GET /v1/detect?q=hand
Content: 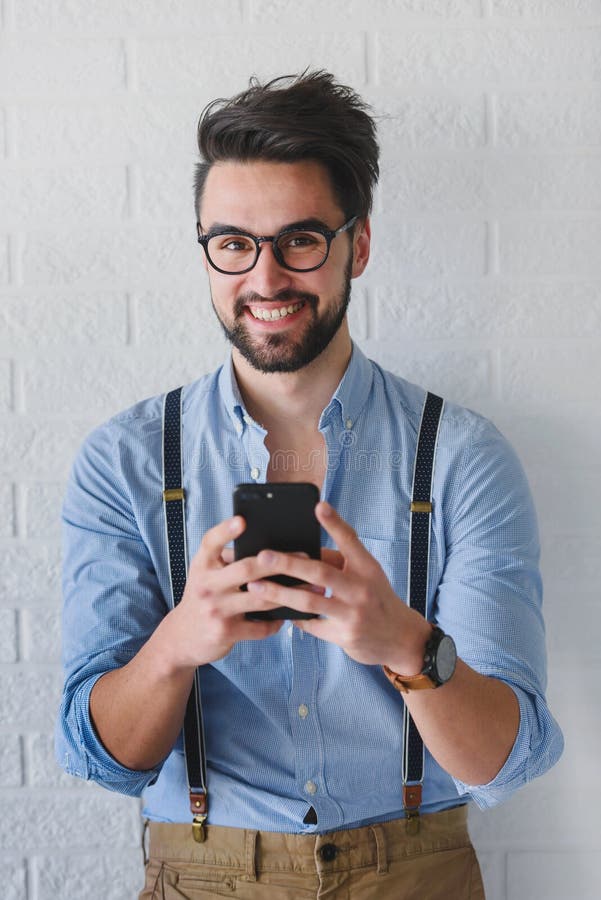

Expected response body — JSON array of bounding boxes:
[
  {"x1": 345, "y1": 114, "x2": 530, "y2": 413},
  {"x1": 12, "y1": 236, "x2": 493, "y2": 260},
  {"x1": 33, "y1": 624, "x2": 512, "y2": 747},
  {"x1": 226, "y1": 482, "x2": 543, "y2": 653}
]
[
  {"x1": 246, "y1": 501, "x2": 431, "y2": 672},
  {"x1": 157, "y1": 515, "x2": 287, "y2": 673}
]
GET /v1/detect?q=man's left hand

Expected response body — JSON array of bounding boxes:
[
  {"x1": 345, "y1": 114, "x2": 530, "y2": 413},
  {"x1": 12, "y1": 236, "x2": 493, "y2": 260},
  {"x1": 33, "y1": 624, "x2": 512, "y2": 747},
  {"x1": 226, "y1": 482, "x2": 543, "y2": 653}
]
[{"x1": 246, "y1": 500, "x2": 431, "y2": 673}]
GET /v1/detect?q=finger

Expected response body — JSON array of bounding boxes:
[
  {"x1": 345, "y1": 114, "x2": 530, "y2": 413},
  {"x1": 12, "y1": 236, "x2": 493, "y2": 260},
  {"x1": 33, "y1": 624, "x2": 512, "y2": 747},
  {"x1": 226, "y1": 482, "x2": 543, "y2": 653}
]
[
  {"x1": 246, "y1": 579, "x2": 345, "y2": 618},
  {"x1": 193, "y1": 516, "x2": 246, "y2": 570},
  {"x1": 315, "y1": 502, "x2": 370, "y2": 559},
  {"x1": 250, "y1": 550, "x2": 346, "y2": 599},
  {"x1": 205, "y1": 548, "x2": 311, "y2": 595},
  {"x1": 217, "y1": 548, "x2": 307, "y2": 580}
]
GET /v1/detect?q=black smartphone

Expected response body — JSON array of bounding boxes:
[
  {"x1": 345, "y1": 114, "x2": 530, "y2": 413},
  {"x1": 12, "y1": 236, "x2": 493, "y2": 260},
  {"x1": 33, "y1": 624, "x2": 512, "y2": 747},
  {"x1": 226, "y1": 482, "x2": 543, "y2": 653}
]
[{"x1": 233, "y1": 482, "x2": 321, "y2": 620}]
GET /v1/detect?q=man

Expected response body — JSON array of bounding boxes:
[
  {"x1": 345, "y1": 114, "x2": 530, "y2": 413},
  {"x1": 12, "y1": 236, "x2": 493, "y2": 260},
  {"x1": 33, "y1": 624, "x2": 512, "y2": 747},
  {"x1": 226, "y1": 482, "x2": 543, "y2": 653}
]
[{"x1": 57, "y1": 71, "x2": 563, "y2": 899}]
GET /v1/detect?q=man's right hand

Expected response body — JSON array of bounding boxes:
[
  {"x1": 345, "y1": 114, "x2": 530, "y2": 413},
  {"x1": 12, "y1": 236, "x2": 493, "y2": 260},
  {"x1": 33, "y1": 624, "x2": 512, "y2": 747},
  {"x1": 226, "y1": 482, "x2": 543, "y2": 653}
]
[
  {"x1": 89, "y1": 514, "x2": 282, "y2": 771},
  {"x1": 154, "y1": 515, "x2": 283, "y2": 674}
]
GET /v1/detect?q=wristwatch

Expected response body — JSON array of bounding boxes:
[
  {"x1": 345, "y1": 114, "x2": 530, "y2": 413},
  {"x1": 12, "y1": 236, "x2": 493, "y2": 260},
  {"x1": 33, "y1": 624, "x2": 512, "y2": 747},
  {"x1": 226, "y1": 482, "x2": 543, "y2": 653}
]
[{"x1": 383, "y1": 625, "x2": 457, "y2": 693}]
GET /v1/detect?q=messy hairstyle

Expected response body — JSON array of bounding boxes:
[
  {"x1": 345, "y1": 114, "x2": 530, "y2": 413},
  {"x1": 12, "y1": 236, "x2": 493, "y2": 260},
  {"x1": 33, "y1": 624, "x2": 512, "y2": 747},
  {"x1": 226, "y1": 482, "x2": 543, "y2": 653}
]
[{"x1": 194, "y1": 70, "x2": 379, "y2": 223}]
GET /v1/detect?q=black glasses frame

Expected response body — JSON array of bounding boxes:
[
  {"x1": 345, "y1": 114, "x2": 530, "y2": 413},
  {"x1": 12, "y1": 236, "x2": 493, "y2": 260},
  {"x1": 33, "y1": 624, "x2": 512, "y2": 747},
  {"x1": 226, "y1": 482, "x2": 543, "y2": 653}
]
[{"x1": 196, "y1": 215, "x2": 358, "y2": 275}]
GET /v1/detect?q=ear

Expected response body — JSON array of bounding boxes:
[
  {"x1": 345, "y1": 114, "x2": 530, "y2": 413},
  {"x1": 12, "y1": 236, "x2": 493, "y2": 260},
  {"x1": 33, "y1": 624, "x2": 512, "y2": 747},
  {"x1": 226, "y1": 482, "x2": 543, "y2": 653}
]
[{"x1": 351, "y1": 217, "x2": 371, "y2": 279}]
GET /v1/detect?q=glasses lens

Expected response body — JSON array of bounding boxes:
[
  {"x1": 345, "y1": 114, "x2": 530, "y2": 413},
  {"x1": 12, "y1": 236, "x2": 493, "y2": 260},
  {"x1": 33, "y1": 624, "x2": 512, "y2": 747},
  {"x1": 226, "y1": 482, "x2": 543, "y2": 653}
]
[
  {"x1": 207, "y1": 234, "x2": 257, "y2": 273},
  {"x1": 276, "y1": 231, "x2": 329, "y2": 271}
]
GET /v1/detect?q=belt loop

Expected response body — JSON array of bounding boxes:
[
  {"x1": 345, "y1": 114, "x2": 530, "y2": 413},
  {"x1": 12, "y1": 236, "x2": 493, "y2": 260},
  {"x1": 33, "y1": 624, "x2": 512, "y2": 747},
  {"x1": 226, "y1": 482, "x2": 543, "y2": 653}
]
[
  {"x1": 369, "y1": 824, "x2": 389, "y2": 875},
  {"x1": 243, "y1": 830, "x2": 258, "y2": 882}
]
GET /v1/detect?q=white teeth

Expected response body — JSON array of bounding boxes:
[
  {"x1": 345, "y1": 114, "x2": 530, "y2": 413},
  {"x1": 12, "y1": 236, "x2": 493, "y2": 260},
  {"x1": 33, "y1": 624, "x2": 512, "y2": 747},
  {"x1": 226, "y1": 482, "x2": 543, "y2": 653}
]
[{"x1": 249, "y1": 301, "x2": 304, "y2": 320}]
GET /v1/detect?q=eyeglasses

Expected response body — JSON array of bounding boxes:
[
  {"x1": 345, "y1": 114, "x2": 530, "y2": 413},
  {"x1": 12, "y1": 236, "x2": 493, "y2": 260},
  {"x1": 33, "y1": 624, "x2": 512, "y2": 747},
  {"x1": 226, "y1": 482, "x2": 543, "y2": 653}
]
[{"x1": 197, "y1": 215, "x2": 358, "y2": 275}]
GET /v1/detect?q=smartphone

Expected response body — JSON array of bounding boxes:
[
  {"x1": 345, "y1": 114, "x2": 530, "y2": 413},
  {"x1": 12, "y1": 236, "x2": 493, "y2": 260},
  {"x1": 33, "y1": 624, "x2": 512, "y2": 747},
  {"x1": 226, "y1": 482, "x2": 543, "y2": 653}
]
[{"x1": 233, "y1": 482, "x2": 321, "y2": 620}]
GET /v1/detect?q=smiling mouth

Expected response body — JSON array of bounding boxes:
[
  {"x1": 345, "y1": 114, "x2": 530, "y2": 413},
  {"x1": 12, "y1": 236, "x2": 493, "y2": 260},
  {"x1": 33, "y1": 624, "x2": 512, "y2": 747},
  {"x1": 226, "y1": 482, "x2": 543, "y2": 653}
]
[{"x1": 247, "y1": 301, "x2": 306, "y2": 321}]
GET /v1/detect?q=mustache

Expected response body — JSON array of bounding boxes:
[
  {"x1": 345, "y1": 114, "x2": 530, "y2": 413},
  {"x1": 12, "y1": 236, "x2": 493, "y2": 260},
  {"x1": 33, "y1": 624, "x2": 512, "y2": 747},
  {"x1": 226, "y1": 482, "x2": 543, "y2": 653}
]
[{"x1": 234, "y1": 289, "x2": 318, "y2": 317}]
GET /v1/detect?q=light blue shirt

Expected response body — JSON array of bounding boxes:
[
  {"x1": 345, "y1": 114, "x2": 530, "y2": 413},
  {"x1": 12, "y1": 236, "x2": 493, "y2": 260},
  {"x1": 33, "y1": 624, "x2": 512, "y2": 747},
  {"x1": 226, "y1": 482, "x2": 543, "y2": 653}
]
[{"x1": 56, "y1": 342, "x2": 563, "y2": 832}]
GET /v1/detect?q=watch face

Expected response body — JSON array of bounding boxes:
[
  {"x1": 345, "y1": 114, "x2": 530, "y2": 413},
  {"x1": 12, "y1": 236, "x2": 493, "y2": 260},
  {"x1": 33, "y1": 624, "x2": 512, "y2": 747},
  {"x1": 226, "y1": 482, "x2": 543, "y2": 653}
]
[{"x1": 436, "y1": 635, "x2": 457, "y2": 683}]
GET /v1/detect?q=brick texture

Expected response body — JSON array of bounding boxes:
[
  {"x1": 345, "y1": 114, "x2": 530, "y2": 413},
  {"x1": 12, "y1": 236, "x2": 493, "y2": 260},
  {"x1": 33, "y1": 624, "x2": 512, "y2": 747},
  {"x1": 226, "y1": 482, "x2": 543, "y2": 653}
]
[
  {"x1": 136, "y1": 34, "x2": 367, "y2": 95},
  {"x1": 4, "y1": 863, "x2": 27, "y2": 900},
  {"x1": 35, "y1": 852, "x2": 144, "y2": 900},
  {"x1": 375, "y1": 92, "x2": 487, "y2": 151},
  {"x1": 0, "y1": 734, "x2": 23, "y2": 787},
  {"x1": 15, "y1": 0, "x2": 242, "y2": 31},
  {"x1": 492, "y1": 0, "x2": 601, "y2": 17},
  {"x1": 1, "y1": 4, "x2": 596, "y2": 898},
  {"x1": 0, "y1": 37, "x2": 127, "y2": 96}
]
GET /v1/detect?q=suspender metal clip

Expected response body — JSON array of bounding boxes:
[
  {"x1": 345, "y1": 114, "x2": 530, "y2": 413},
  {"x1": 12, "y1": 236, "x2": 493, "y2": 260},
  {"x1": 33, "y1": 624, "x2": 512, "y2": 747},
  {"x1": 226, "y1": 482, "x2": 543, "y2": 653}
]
[
  {"x1": 405, "y1": 809, "x2": 420, "y2": 836},
  {"x1": 192, "y1": 813, "x2": 207, "y2": 843}
]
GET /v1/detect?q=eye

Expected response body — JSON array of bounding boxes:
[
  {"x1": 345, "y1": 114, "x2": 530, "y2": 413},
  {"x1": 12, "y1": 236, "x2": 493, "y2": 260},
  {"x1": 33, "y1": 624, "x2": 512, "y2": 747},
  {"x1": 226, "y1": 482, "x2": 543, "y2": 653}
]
[
  {"x1": 279, "y1": 231, "x2": 319, "y2": 249},
  {"x1": 212, "y1": 235, "x2": 255, "y2": 252}
]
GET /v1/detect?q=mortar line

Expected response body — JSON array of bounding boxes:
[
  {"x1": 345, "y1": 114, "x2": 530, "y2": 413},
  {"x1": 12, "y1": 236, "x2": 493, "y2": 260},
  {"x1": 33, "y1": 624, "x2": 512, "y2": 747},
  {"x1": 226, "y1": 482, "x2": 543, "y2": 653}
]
[
  {"x1": 124, "y1": 37, "x2": 138, "y2": 93},
  {"x1": 3, "y1": 0, "x2": 16, "y2": 30},
  {"x1": 127, "y1": 292, "x2": 138, "y2": 346},
  {"x1": 11, "y1": 356, "x2": 26, "y2": 414}
]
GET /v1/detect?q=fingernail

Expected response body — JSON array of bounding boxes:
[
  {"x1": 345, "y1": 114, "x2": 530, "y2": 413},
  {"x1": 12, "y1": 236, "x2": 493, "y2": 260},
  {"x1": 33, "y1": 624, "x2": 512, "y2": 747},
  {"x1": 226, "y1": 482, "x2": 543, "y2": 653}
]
[
  {"x1": 229, "y1": 516, "x2": 242, "y2": 533},
  {"x1": 320, "y1": 502, "x2": 333, "y2": 517}
]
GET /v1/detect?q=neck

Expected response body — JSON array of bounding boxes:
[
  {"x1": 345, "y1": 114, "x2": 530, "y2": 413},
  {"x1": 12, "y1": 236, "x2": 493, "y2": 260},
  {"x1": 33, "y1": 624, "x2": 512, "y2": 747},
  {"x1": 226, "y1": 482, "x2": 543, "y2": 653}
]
[{"x1": 232, "y1": 325, "x2": 352, "y2": 436}]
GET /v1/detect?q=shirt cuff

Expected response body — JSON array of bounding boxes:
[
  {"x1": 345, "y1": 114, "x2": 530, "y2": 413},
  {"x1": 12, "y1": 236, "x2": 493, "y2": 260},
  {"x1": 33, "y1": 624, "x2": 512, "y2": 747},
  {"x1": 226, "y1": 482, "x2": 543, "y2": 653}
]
[
  {"x1": 74, "y1": 673, "x2": 161, "y2": 796},
  {"x1": 451, "y1": 680, "x2": 562, "y2": 810}
]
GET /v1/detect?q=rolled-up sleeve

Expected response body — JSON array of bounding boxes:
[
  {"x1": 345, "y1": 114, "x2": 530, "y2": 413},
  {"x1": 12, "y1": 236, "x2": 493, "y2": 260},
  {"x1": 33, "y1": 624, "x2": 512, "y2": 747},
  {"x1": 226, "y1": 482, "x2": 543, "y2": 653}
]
[
  {"x1": 434, "y1": 417, "x2": 564, "y2": 808},
  {"x1": 55, "y1": 419, "x2": 166, "y2": 795}
]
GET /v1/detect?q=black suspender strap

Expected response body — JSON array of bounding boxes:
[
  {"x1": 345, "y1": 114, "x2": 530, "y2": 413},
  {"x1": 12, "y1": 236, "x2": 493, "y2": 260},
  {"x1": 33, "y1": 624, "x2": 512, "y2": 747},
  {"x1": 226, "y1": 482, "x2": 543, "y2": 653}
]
[
  {"x1": 402, "y1": 390, "x2": 444, "y2": 833},
  {"x1": 162, "y1": 386, "x2": 209, "y2": 843}
]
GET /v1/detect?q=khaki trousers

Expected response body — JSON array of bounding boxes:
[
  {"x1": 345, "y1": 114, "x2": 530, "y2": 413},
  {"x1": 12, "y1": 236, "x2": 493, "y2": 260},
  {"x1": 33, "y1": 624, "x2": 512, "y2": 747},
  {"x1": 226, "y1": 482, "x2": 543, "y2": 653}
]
[{"x1": 139, "y1": 805, "x2": 485, "y2": 900}]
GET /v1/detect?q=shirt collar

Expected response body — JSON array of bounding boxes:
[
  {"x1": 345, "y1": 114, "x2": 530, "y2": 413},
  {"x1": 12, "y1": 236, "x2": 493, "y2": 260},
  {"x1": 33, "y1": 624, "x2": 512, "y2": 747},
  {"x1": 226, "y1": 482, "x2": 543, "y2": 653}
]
[
  {"x1": 217, "y1": 340, "x2": 374, "y2": 433},
  {"x1": 217, "y1": 355, "x2": 253, "y2": 432},
  {"x1": 318, "y1": 341, "x2": 373, "y2": 431}
]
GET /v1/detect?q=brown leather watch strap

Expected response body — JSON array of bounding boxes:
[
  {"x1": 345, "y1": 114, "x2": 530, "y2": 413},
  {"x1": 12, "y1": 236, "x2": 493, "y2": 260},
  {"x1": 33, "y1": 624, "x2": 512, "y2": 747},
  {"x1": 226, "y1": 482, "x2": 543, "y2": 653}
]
[{"x1": 382, "y1": 665, "x2": 437, "y2": 693}]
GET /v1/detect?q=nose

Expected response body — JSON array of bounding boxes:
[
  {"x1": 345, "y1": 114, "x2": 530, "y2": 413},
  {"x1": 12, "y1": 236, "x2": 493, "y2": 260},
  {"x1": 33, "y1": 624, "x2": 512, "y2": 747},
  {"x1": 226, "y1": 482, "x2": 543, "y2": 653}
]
[{"x1": 244, "y1": 240, "x2": 292, "y2": 297}]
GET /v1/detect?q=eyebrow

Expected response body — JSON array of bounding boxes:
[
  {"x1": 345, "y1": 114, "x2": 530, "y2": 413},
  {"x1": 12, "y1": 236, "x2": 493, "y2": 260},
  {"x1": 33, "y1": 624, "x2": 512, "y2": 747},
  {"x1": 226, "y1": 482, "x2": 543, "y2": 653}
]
[{"x1": 201, "y1": 217, "x2": 332, "y2": 237}]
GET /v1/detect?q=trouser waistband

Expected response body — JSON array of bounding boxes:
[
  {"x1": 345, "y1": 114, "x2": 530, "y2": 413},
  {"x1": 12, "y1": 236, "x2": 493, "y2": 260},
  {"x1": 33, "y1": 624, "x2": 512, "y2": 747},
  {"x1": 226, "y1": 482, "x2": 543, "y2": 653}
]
[{"x1": 147, "y1": 806, "x2": 470, "y2": 877}]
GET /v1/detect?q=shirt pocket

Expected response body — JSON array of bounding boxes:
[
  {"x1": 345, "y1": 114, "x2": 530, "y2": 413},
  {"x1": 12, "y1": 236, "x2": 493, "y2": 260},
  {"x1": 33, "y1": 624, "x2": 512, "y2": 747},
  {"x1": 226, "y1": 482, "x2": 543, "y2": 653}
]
[{"x1": 357, "y1": 534, "x2": 410, "y2": 602}]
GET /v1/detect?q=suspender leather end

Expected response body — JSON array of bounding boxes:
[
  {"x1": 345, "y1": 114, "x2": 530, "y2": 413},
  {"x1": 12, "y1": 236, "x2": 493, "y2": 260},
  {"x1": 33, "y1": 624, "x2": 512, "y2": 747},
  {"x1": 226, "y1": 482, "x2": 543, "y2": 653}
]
[
  {"x1": 403, "y1": 784, "x2": 422, "y2": 811},
  {"x1": 403, "y1": 784, "x2": 422, "y2": 835},
  {"x1": 163, "y1": 488, "x2": 185, "y2": 502},
  {"x1": 190, "y1": 791, "x2": 207, "y2": 815}
]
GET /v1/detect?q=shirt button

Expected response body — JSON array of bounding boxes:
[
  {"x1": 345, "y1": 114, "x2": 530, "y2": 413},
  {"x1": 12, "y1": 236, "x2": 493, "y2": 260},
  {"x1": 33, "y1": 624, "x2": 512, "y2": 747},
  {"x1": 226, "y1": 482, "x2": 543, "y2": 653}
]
[
  {"x1": 243, "y1": 414, "x2": 252, "y2": 424},
  {"x1": 305, "y1": 780, "x2": 317, "y2": 795},
  {"x1": 250, "y1": 467, "x2": 260, "y2": 480},
  {"x1": 287, "y1": 625, "x2": 294, "y2": 638},
  {"x1": 235, "y1": 422, "x2": 243, "y2": 435},
  {"x1": 345, "y1": 418, "x2": 353, "y2": 429},
  {"x1": 298, "y1": 704, "x2": 309, "y2": 719}
]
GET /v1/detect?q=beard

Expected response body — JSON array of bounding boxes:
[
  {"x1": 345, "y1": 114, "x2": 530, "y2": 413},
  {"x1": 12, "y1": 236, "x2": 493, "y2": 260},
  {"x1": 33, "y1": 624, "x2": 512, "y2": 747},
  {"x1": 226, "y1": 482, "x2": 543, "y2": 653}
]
[{"x1": 210, "y1": 256, "x2": 353, "y2": 374}]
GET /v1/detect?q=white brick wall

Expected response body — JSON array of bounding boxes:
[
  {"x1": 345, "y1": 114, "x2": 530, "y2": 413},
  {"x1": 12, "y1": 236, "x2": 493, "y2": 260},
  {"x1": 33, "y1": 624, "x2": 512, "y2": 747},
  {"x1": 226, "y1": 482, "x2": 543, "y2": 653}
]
[{"x1": 1, "y1": 2, "x2": 598, "y2": 897}]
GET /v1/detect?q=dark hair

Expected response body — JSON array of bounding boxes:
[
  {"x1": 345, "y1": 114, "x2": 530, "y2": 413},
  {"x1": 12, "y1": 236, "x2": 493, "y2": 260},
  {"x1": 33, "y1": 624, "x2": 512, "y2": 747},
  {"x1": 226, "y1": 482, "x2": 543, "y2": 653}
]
[{"x1": 194, "y1": 70, "x2": 379, "y2": 223}]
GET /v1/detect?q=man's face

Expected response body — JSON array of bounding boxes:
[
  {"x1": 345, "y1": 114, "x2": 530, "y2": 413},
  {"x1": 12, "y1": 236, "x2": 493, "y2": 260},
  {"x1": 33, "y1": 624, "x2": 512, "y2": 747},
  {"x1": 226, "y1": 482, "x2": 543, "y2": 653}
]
[{"x1": 198, "y1": 159, "x2": 369, "y2": 373}]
